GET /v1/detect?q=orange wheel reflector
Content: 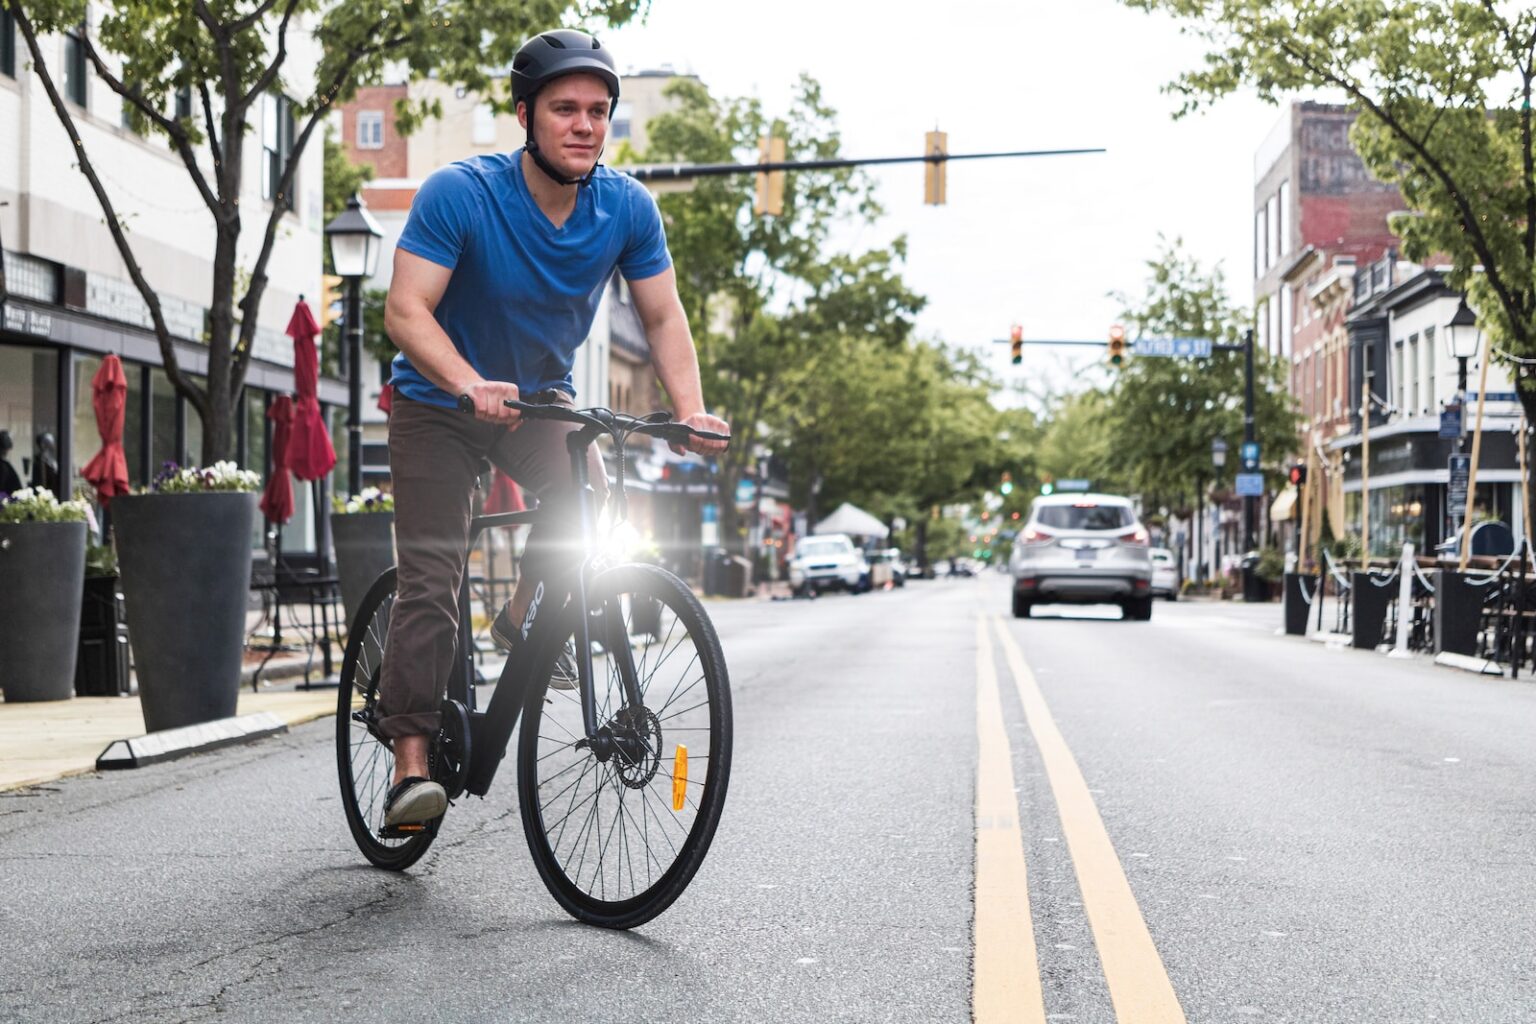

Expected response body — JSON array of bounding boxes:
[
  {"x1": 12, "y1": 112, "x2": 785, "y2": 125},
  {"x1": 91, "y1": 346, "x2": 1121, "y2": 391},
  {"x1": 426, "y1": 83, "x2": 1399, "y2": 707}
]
[{"x1": 672, "y1": 744, "x2": 688, "y2": 812}]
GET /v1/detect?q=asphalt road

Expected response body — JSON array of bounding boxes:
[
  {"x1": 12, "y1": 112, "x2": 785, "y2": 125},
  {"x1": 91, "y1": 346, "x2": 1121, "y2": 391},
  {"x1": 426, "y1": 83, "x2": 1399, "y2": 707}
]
[{"x1": 2, "y1": 574, "x2": 1534, "y2": 1022}]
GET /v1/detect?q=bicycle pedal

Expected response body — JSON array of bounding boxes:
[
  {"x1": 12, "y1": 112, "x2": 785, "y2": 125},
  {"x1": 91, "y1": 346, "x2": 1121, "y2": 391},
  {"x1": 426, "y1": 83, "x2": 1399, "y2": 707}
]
[{"x1": 378, "y1": 822, "x2": 429, "y2": 839}]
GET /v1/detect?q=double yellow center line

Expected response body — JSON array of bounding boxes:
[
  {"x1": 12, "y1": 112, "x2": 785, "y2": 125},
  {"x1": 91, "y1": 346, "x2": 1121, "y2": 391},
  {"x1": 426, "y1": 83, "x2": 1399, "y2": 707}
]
[{"x1": 974, "y1": 615, "x2": 1186, "y2": 1023}]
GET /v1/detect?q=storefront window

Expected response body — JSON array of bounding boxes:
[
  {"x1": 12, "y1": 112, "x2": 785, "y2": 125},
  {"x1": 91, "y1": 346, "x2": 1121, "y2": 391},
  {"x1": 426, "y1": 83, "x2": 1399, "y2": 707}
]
[
  {"x1": 123, "y1": 364, "x2": 144, "y2": 487},
  {"x1": 151, "y1": 369, "x2": 177, "y2": 473},
  {"x1": 0, "y1": 345, "x2": 61, "y2": 494}
]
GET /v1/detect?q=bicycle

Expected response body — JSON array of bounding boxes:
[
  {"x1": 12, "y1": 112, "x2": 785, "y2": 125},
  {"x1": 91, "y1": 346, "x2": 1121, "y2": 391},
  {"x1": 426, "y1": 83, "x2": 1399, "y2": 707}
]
[{"x1": 335, "y1": 398, "x2": 733, "y2": 929}]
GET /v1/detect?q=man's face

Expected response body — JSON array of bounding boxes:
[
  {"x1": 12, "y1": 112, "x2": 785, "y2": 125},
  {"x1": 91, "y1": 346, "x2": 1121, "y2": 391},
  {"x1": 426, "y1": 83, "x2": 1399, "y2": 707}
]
[{"x1": 520, "y1": 73, "x2": 611, "y2": 179}]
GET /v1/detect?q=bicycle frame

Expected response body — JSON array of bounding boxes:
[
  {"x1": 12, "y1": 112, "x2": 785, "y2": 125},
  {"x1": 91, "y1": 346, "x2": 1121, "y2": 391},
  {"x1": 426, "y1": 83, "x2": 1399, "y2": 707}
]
[{"x1": 458, "y1": 423, "x2": 649, "y2": 798}]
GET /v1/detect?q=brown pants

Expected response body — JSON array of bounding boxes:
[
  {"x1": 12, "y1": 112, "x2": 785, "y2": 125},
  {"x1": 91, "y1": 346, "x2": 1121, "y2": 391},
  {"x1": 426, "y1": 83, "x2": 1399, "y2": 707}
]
[{"x1": 377, "y1": 394, "x2": 606, "y2": 738}]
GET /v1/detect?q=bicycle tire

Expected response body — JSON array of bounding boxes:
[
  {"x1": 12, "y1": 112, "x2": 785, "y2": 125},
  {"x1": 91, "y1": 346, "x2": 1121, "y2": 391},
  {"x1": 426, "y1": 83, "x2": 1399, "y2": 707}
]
[
  {"x1": 517, "y1": 563, "x2": 732, "y2": 929},
  {"x1": 335, "y1": 568, "x2": 440, "y2": 870}
]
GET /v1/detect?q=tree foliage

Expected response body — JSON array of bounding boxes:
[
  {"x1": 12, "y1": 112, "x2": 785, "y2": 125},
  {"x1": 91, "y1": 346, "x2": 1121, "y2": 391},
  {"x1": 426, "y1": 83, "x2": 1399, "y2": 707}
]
[
  {"x1": 2, "y1": 0, "x2": 644, "y2": 463},
  {"x1": 1121, "y1": 0, "x2": 1536, "y2": 414}
]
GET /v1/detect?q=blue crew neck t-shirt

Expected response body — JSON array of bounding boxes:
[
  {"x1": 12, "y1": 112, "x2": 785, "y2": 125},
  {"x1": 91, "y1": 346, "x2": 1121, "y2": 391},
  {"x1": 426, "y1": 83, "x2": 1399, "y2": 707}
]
[{"x1": 390, "y1": 150, "x2": 672, "y2": 407}]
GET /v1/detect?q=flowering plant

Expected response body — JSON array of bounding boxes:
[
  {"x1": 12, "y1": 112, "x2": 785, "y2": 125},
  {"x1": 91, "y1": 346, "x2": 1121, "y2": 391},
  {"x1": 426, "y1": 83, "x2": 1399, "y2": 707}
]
[
  {"x1": 149, "y1": 460, "x2": 260, "y2": 494},
  {"x1": 332, "y1": 487, "x2": 394, "y2": 514},
  {"x1": 0, "y1": 487, "x2": 90, "y2": 524}
]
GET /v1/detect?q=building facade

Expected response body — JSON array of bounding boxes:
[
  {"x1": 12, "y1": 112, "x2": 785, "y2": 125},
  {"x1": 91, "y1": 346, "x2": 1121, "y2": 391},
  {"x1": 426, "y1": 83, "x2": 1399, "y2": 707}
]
[{"x1": 0, "y1": 11, "x2": 337, "y2": 552}]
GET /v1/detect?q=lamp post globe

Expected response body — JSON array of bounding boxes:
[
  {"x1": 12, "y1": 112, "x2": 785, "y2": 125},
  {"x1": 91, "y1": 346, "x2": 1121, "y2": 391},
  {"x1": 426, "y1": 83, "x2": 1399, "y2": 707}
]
[
  {"x1": 1445, "y1": 297, "x2": 1480, "y2": 395},
  {"x1": 323, "y1": 194, "x2": 384, "y2": 497}
]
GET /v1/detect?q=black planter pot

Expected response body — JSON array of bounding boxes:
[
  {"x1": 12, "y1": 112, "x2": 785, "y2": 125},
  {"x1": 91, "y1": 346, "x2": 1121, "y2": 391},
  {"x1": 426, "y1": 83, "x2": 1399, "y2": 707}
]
[
  {"x1": 330, "y1": 512, "x2": 395, "y2": 632},
  {"x1": 0, "y1": 520, "x2": 87, "y2": 702},
  {"x1": 114, "y1": 492, "x2": 257, "y2": 732}
]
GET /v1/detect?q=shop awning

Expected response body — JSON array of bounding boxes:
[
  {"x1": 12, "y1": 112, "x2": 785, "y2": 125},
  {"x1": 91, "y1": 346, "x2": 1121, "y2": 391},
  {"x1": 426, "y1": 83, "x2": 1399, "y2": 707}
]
[{"x1": 1270, "y1": 486, "x2": 1298, "y2": 522}]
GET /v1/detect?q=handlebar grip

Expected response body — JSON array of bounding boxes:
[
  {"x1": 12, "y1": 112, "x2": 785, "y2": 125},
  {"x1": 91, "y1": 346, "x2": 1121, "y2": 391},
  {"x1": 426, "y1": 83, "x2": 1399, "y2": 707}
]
[
  {"x1": 456, "y1": 394, "x2": 475, "y2": 414},
  {"x1": 691, "y1": 429, "x2": 730, "y2": 443}
]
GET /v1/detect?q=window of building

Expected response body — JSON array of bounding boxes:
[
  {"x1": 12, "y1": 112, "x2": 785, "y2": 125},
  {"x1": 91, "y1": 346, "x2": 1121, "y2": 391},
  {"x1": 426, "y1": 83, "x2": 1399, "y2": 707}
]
[
  {"x1": 1279, "y1": 284, "x2": 1292, "y2": 359},
  {"x1": 1266, "y1": 193, "x2": 1280, "y2": 270},
  {"x1": 1406, "y1": 333, "x2": 1420, "y2": 415},
  {"x1": 1277, "y1": 180, "x2": 1291, "y2": 259},
  {"x1": 357, "y1": 109, "x2": 384, "y2": 150},
  {"x1": 611, "y1": 101, "x2": 633, "y2": 141},
  {"x1": 472, "y1": 103, "x2": 496, "y2": 145},
  {"x1": 1256, "y1": 298, "x2": 1269, "y2": 353},
  {"x1": 1, "y1": 9, "x2": 17, "y2": 79},
  {"x1": 1393, "y1": 339, "x2": 1406, "y2": 415},
  {"x1": 1254, "y1": 209, "x2": 1266, "y2": 276},
  {"x1": 262, "y1": 93, "x2": 296, "y2": 208},
  {"x1": 1422, "y1": 326, "x2": 1437, "y2": 410},
  {"x1": 63, "y1": 28, "x2": 87, "y2": 106}
]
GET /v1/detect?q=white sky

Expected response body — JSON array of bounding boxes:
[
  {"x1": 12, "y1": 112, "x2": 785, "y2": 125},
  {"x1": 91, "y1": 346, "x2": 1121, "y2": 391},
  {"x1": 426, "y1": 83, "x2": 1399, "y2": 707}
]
[{"x1": 603, "y1": 0, "x2": 1285, "y2": 398}]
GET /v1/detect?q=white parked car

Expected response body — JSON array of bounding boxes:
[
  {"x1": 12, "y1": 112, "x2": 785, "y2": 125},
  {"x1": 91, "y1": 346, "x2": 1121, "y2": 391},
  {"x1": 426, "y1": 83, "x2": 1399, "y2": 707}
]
[
  {"x1": 1149, "y1": 547, "x2": 1180, "y2": 601},
  {"x1": 788, "y1": 534, "x2": 870, "y2": 596}
]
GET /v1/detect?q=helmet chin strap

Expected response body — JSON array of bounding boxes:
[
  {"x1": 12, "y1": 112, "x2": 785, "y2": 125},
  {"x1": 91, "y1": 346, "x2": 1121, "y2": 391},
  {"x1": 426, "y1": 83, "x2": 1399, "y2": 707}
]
[{"x1": 525, "y1": 97, "x2": 602, "y2": 187}]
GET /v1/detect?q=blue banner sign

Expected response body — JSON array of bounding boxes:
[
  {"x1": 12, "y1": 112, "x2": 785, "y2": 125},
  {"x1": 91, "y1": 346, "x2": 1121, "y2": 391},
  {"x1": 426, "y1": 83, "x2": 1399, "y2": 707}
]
[
  {"x1": 1439, "y1": 404, "x2": 1463, "y2": 439},
  {"x1": 1235, "y1": 472, "x2": 1265, "y2": 497}
]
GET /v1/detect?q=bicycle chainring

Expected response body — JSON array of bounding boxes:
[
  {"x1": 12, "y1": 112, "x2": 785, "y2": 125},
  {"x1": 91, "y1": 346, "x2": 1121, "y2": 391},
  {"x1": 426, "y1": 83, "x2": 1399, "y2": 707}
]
[{"x1": 433, "y1": 699, "x2": 472, "y2": 801}]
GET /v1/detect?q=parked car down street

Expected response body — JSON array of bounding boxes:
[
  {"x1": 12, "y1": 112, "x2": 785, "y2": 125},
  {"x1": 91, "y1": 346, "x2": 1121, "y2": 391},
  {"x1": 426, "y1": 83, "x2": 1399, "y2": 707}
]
[
  {"x1": 788, "y1": 534, "x2": 870, "y2": 596},
  {"x1": 1150, "y1": 547, "x2": 1180, "y2": 601},
  {"x1": 1007, "y1": 493, "x2": 1155, "y2": 620}
]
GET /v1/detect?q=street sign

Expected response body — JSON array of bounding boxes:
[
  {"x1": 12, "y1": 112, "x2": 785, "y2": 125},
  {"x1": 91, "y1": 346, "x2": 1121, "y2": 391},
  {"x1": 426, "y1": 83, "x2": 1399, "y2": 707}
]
[
  {"x1": 1235, "y1": 472, "x2": 1264, "y2": 497},
  {"x1": 1468, "y1": 392, "x2": 1519, "y2": 403},
  {"x1": 1439, "y1": 403, "x2": 1463, "y2": 439},
  {"x1": 1133, "y1": 336, "x2": 1214, "y2": 358},
  {"x1": 1055, "y1": 479, "x2": 1091, "y2": 492},
  {"x1": 1448, "y1": 454, "x2": 1471, "y2": 521},
  {"x1": 734, "y1": 478, "x2": 757, "y2": 509},
  {"x1": 1240, "y1": 442, "x2": 1260, "y2": 472}
]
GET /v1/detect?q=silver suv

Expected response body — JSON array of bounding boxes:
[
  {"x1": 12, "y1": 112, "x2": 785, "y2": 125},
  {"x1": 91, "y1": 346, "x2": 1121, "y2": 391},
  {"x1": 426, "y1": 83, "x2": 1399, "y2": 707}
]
[{"x1": 1008, "y1": 493, "x2": 1154, "y2": 620}]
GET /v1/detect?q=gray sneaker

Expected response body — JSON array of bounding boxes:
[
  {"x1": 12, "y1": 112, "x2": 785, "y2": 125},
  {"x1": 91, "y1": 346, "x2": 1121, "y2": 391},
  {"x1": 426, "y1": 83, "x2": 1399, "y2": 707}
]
[{"x1": 383, "y1": 776, "x2": 447, "y2": 827}]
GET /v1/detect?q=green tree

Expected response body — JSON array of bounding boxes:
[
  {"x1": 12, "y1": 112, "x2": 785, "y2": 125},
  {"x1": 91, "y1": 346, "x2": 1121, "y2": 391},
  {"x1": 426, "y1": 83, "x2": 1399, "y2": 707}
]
[
  {"x1": 1102, "y1": 238, "x2": 1298, "y2": 508},
  {"x1": 1121, "y1": 0, "x2": 1536, "y2": 420},
  {"x1": 631, "y1": 75, "x2": 893, "y2": 552},
  {"x1": 4, "y1": 0, "x2": 643, "y2": 464}
]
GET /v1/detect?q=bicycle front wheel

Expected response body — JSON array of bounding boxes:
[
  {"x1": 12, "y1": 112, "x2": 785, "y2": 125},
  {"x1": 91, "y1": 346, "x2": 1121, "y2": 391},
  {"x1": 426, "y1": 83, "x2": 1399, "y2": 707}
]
[{"x1": 518, "y1": 563, "x2": 733, "y2": 929}]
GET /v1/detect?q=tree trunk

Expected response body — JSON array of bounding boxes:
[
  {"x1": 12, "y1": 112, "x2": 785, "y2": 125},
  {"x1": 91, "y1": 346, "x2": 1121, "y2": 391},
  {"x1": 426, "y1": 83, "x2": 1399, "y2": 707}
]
[
  {"x1": 914, "y1": 518, "x2": 929, "y2": 575},
  {"x1": 201, "y1": 222, "x2": 242, "y2": 465}
]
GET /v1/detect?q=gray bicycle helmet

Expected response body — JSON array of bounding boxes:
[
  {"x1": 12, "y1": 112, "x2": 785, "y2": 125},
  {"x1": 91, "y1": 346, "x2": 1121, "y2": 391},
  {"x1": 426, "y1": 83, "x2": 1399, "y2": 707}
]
[{"x1": 511, "y1": 29, "x2": 620, "y2": 186}]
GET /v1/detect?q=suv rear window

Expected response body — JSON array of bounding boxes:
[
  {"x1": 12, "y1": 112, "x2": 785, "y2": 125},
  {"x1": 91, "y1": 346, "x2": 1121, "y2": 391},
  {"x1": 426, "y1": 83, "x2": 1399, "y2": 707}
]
[
  {"x1": 797, "y1": 538, "x2": 852, "y2": 557},
  {"x1": 1036, "y1": 504, "x2": 1134, "y2": 530}
]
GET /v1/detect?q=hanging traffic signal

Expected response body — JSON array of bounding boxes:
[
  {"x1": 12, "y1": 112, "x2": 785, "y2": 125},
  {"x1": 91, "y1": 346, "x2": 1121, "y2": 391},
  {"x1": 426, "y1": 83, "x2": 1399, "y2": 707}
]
[
  {"x1": 923, "y1": 130, "x2": 947, "y2": 205},
  {"x1": 755, "y1": 135, "x2": 786, "y2": 216},
  {"x1": 1009, "y1": 323, "x2": 1023, "y2": 365},
  {"x1": 1288, "y1": 462, "x2": 1308, "y2": 486},
  {"x1": 320, "y1": 274, "x2": 344, "y2": 330},
  {"x1": 999, "y1": 471, "x2": 1014, "y2": 495},
  {"x1": 1107, "y1": 324, "x2": 1128, "y2": 368}
]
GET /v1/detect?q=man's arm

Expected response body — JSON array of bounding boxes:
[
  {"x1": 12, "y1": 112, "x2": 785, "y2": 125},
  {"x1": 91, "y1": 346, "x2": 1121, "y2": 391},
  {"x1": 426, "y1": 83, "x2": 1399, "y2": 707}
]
[
  {"x1": 628, "y1": 268, "x2": 729, "y2": 454},
  {"x1": 383, "y1": 248, "x2": 521, "y2": 425}
]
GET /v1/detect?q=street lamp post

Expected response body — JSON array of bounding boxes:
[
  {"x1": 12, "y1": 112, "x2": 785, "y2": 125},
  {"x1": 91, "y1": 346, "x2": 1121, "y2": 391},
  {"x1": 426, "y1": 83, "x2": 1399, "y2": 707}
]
[
  {"x1": 1445, "y1": 297, "x2": 1483, "y2": 564},
  {"x1": 1207, "y1": 438, "x2": 1227, "y2": 584},
  {"x1": 324, "y1": 194, "x2": 384, "y2": 498}
]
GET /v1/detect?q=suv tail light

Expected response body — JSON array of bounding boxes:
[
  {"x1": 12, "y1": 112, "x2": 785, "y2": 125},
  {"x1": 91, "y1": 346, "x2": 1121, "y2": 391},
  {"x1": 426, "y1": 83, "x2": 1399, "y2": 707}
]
[
  {"x1": 1119, "y1": 525, "x2": 1150, "y2": 546},
  {"x1": 1022, "y1": 526, "x2": 1051, "y2": 544}
]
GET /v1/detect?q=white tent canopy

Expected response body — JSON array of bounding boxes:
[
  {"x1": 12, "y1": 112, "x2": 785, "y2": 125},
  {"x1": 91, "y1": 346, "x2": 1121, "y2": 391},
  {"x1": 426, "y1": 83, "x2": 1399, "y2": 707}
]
[{"x1": 812, "y1": 502, "x2": 889, "y2": 539}]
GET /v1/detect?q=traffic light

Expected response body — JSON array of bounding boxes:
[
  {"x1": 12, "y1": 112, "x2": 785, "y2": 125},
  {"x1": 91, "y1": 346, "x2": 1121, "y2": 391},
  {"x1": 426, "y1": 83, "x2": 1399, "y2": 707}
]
[
  {"x1": 999, "y1": 471, "x2": 1014, "y2": 495},
  {"x1": 1288, "y1": 462, "x2": 1308, "y2": 486},
  {"x1": 1107, "y1": 324, "x2": 1128, "y2": 368},
  {"x1": 320, "y1": 274, "x2": 344, "y2": 330},
  {"x1": 1010, "y1": 323, "x2": 1023, "y2": 365},
  {"x1": 923, "y1": 130, "x2": 947, "y2": 205},
  {"x1": 754, "y1": 135, "x2": 785, "y2": 216}
]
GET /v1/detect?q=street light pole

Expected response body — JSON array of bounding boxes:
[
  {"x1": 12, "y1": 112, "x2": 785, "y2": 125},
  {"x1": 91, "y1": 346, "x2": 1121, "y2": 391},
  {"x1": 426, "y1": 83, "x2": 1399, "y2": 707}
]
[
  {"x1": 346, "y1": 277, "x2": 363, "y2": 497},
  {"x1": 1243, "y1": 327, "x2": 1257, "y2": 554}
]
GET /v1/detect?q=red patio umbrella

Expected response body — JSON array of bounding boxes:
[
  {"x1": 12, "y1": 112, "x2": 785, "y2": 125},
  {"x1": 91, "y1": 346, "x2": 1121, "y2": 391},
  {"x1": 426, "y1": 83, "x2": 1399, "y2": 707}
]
[
  {"x1": 259, "y1": 395, "x2": 295, "y2": 525},
  {"x1": 483, "y1": 468, "x2": 526, "y2": 515},
  {"x1": 285, "y1": 300, "x2": 336, "y2": 482},
  {"x1": 81, "y1": 354, "x2": 130, "y2": 506}
]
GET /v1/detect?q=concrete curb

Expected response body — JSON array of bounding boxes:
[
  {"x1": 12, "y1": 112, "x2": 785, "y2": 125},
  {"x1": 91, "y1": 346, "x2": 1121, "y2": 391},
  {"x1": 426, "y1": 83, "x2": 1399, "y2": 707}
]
[{"x1": 96, "y1": 712, "x2": 289, "y2": 770}]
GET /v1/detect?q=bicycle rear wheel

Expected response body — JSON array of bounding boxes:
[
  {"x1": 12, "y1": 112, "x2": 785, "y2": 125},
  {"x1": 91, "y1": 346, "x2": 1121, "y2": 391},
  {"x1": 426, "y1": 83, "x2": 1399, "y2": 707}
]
[
  {"x1": 518, "y1": 563, "x2": 732, "y2": 929},
  {"x1": 336, "y1": 569, "x2": 439, "y2": 870}
]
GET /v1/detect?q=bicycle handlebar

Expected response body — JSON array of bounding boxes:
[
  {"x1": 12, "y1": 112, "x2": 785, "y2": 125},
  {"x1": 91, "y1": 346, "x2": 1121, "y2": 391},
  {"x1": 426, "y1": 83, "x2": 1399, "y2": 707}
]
[{"x1": 455, "y1": 394, "x2": 730, "y2": 446}]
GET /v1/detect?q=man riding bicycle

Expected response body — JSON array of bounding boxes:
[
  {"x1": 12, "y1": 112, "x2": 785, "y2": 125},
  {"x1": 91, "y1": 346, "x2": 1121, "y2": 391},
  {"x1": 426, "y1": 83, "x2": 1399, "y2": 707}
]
[{"x1": 378, "y1": 29, "x2": 729, "y2": 829}]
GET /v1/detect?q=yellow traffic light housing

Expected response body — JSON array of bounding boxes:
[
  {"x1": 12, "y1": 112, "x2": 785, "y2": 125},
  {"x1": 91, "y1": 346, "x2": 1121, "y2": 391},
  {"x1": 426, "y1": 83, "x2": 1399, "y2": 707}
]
[
  {"x1": 923, "y1": 130, "x2": 947, "y2": 205},
  {"x1": 1107, "y1": 323, "x2": 1128, "y2": 368},
  {"x1": 1009, "y1": 323, "x2": 1023, "y2": 365},
  {"x1": 754, "y1": 135, "x2": 785, "y2": 217}
]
